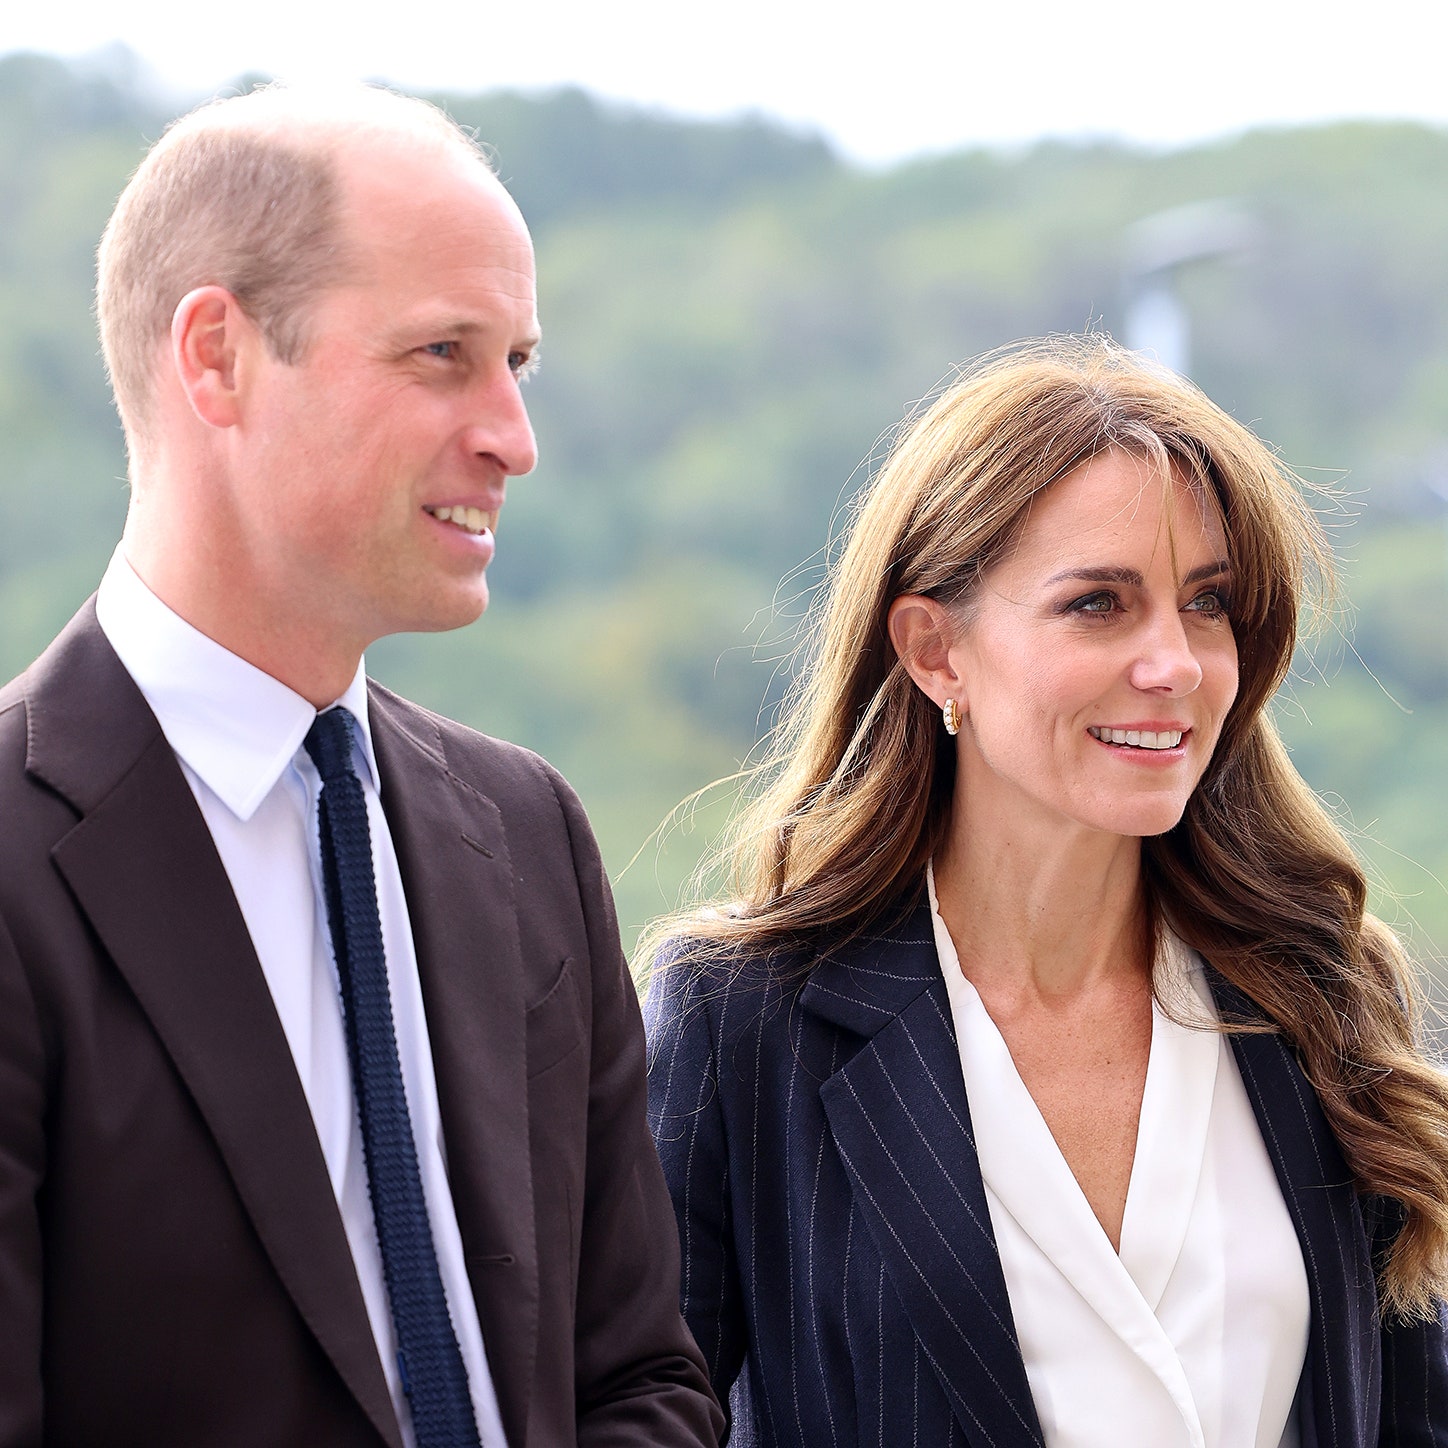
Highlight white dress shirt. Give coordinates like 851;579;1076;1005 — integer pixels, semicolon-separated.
928;865;1310;1448
95;549;507;1448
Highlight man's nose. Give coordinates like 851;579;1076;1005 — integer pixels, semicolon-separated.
467;372;538;478
1129;610;1203;694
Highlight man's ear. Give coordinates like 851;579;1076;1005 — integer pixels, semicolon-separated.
887;594;967;712
170;286;256;429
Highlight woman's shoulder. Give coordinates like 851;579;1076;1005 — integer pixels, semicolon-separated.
644;895;932;1034
643;928;801;1028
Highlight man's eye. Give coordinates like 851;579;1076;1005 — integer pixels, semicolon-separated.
510;351;538;379
422;341;456;359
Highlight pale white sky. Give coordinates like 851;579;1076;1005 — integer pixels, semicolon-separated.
5;0;1446;163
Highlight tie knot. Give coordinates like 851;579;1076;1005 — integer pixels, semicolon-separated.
305;707;358;785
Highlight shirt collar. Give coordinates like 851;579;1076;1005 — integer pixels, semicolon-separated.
94;547;380;820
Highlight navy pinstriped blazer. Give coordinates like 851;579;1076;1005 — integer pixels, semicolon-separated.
644;903;1448;1447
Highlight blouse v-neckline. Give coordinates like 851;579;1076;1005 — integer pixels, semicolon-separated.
927;865;1308;1448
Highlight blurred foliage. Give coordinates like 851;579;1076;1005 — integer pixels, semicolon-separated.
1;51;1445;984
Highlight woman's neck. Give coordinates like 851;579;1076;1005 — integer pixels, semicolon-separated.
932;816;1151;1004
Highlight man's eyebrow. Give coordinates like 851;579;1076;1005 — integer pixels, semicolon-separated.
399;316;483;338
1043;559;1231;587
395;317;543;350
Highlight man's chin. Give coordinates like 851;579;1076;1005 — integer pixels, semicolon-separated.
390;587;491;639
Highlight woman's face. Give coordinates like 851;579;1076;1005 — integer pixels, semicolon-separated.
947;447;1239;843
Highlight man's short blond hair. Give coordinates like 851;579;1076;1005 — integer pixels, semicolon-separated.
96;83;493;453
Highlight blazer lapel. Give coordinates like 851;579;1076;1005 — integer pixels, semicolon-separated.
803;909;1046;1448
1211;971;1378;1448
368;686;537;1448
29;605;402;1448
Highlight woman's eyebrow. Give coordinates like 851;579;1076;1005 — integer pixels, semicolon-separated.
1043;565;1142;586
1182;559;1232;585
1043;560;1230;587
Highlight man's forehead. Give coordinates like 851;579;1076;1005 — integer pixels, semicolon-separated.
333;126;503;202
337;145;526;251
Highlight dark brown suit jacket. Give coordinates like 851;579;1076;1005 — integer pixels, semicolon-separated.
0;601;721;1448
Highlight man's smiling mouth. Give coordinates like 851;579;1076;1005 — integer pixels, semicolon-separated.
424;505;493;536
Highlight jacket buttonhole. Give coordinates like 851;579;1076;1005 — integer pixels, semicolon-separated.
461;833;495;859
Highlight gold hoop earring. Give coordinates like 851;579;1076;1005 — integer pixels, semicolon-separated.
942;699;961;736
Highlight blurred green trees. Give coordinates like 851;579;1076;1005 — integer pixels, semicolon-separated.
2;53;1445;975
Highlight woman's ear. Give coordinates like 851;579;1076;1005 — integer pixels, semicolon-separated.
887;594;967;711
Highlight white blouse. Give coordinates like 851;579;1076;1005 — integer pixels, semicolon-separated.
928;870;1310;1448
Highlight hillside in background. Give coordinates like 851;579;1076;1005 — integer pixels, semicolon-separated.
2;51;1446;975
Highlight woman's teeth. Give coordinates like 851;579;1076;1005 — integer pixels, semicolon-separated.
426;505;490;535
1088;727;1184;750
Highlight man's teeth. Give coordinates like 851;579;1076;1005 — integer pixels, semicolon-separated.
1088;727;1184;750
426;505;490;535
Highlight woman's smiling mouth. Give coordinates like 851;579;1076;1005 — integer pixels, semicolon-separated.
1087;726;1186;750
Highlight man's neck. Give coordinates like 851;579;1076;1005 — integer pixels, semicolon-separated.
119;532;365;709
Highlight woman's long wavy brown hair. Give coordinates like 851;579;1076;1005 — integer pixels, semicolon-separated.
645;334;1448;1318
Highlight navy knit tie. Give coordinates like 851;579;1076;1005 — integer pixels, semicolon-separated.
305;708;481;1448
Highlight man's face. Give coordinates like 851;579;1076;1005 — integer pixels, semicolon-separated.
236;139;539;654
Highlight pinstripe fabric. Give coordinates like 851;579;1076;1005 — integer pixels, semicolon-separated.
645;903;1448;1447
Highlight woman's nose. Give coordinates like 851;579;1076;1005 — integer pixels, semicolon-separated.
1129;611;1204;694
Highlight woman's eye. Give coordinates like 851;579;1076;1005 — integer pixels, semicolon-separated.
1186;589;1230;616
1069;591;1118;615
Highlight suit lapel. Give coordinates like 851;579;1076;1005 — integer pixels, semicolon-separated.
803;909;1046;1448
1211;971;1377;1448
30;605;402;1447
368;686;537;1448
